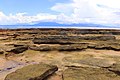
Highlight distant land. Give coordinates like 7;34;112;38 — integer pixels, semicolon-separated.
0;22;119;29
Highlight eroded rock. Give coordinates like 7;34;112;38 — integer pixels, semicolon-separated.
108;63;120;75
63;57;114;68
33;36;116;44
63;67;120;80
7;46;28;54
78;58;114;68
29;45;54;51
29;43;88;51
0;49;4;54
58;44;88;51
94;43;120;51
5;63;58;80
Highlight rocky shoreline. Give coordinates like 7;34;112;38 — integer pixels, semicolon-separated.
0;28;120;80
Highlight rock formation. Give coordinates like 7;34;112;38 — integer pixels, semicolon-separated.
5;63;58;80
0;28;120;80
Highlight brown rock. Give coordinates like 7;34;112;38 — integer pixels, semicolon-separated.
7;46;28;54
5;63;58;80
63;67;120;80
108;63;120;74
0;49;4;54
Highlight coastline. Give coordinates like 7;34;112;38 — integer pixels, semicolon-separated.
0;26;120;30
0;28;120;80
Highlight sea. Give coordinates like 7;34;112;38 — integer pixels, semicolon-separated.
0;25;120;29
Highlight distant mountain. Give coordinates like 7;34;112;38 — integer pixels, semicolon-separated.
33;22;67;26
0;21;118;29
32;22;107;27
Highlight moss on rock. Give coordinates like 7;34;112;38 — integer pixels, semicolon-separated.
5;63;58;80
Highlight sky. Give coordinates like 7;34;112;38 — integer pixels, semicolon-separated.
0;0;120;26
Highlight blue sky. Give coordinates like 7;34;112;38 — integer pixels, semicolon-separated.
0;0;69;15
0;0;120;26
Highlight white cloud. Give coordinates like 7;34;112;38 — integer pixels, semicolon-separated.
51;3;73;15
51;0;120;25
0;0;120;26
0;12;57;25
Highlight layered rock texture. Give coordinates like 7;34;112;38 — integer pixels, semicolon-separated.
0;28;120;80
5;63;58;80
63;66;120;80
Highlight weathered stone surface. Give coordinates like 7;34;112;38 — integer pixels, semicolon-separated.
15;37;34;40
80;36;116;41
14;28;120;35
33;36;116;44
29;45;54;51
94;43;120;51
63;67;120;80
1;28;120;80
0;49;4;54
0;36;9;40
87;43;120;51
78;58;114;68
5;63;58;80
45;73;62;80
30;42;120;51
108;63;120;74
63;57;114;68
58;44;88;51
7;46;28;54
29;43;88;51
13;44;26;47
33;36;74;44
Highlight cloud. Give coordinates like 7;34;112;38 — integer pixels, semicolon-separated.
0;0;120;26
51;0;120;25
0;12;57;25
51;3;73;15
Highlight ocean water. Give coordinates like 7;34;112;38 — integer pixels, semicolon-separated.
0;25;120;29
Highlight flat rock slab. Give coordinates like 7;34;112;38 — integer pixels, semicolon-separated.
63;57;114;68
5;63;58;80
78;58;114;68
63;67;120;80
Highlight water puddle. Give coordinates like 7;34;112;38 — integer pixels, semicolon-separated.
0;58;26;80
